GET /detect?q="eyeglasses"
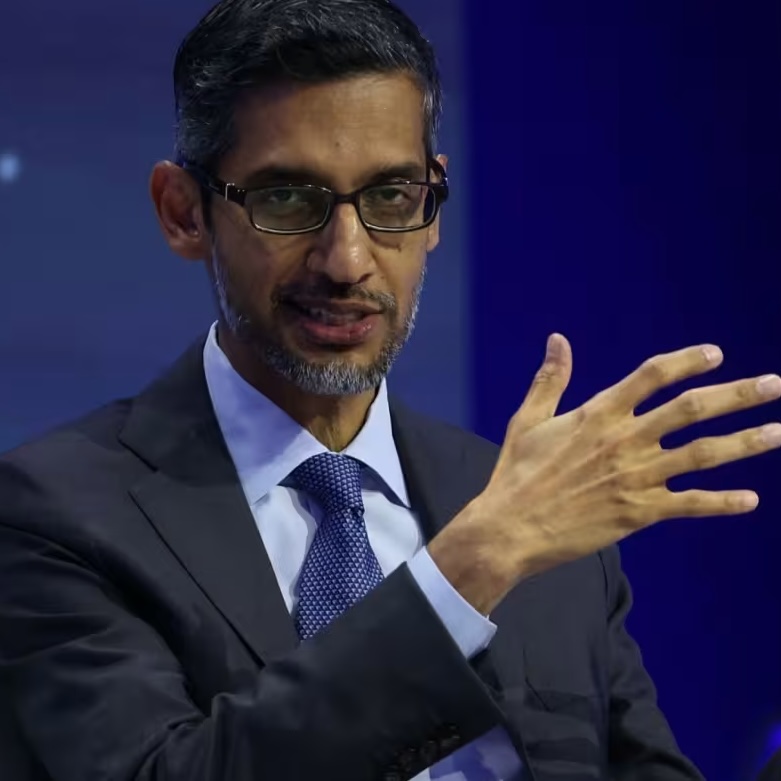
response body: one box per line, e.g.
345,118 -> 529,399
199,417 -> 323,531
180,158 -> 449,235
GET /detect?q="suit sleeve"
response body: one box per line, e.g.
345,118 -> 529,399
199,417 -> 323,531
600,544 -> 704,781
0,469 -> 502,781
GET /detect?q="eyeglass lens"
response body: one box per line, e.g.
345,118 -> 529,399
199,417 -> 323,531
246,183 -> 437,232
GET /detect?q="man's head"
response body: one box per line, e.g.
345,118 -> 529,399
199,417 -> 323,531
151,0 -> 447,398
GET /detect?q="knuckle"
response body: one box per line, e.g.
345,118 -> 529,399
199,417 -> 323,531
689,439 -> 715,470
726,494 -> 744,512
567,403 -> 592,433
574,405 -> 589,426
600,441 -> 623,471
705,492 -> 748,515
625,465 -> 652,490
579,398 -> 607,428
533,359 -> 566,387
573,404 -> 596,426
748,428 -> 766,453
641,356 -> 671,388
533,367 -> 556,386
674,490 -> 705,517
736,380 -> 755,403
678,391 -> 704,423
676,492 -> 699,516
610,486 -> 646,530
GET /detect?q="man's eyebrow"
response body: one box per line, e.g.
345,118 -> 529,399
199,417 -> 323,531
240,161 -> 429,189
363,162 -> 428,185
241,165 -> 328,187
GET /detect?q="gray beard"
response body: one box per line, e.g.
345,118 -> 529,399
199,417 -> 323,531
211,257 -> 425,397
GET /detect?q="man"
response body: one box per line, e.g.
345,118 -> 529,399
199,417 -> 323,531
0,1 -> 779,779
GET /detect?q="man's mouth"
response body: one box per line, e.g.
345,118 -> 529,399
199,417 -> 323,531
286,299 -> 383,323
282,298 -> 385,346
289,304 -> 367,325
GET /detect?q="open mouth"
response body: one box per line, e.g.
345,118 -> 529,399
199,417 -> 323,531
282,299 -> 384,346
287,302 -> 372,325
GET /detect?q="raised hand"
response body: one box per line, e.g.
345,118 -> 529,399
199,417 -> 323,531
429,335 -> 781,614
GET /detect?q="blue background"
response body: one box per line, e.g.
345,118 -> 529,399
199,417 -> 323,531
2,2 -> 780,779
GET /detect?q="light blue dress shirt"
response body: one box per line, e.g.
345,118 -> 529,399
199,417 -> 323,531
203,323 -> 522,780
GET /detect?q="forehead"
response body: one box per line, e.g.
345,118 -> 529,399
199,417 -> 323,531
220,73 -> 428,184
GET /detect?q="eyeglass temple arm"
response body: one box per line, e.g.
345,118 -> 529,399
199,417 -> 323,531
179,159 -> 246,203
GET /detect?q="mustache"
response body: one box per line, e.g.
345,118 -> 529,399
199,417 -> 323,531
274,282 -> 397,313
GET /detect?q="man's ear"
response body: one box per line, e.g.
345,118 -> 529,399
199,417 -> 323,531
426,153 -> 448,253
150,161 -> 212,261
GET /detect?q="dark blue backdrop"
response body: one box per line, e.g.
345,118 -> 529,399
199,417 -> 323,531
468,2 -> 781,779
1,2 -> 779,780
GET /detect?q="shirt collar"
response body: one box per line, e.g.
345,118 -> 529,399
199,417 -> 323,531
202,323 -> 410,508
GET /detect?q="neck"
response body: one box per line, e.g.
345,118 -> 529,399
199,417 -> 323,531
217,325 -> 377,452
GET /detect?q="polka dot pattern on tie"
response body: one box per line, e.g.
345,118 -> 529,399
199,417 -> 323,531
291,453 -> 384,640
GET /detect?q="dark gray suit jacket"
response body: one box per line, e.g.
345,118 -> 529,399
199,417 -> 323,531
0,339 -> 703,781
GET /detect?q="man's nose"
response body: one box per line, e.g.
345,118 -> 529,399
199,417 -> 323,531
306,203 -> 375,286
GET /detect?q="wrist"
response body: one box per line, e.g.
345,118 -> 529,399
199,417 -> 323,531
428,499 -> 519,615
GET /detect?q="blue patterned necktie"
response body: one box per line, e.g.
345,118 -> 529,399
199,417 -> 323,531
291,453 -> 384,639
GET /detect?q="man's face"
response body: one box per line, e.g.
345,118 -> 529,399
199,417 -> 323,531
207,73 -> 443,396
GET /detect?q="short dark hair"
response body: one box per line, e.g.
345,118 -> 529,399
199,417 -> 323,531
173,0 -> 443,172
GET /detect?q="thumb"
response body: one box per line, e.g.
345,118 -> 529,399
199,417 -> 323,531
512,333 -> 573,434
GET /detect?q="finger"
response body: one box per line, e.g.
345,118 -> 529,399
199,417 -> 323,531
656,423 -> 781,480
513,334 -> 573,435
638,375 -> 781,440
607,344 -> 724,412
661,488 -> 759,519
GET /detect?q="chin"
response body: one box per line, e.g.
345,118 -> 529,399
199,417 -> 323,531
291,346 -> 378,371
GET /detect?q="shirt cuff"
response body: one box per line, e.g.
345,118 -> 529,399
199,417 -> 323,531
406,547 -> 497,660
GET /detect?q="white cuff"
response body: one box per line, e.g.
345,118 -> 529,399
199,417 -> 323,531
406,547 -> 497,660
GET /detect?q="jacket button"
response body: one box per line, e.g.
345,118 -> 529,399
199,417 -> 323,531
420,740 -> 439,765
440,734 -> 461,755
398,748 -> 419,773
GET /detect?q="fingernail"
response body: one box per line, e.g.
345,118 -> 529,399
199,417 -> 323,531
741,492 -> 760,510
757,375 -> 781,397
761,423 -> 781,446
702,345 -> 722,363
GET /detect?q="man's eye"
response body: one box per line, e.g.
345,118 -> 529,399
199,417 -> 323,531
266,189 -> 300,204
366,186 -> 410,204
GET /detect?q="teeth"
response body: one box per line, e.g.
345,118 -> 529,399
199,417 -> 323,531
303,307 -> 363,325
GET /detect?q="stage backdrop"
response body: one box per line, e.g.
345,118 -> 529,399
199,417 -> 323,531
1,2 -> 779,780
467,2 -> 781,780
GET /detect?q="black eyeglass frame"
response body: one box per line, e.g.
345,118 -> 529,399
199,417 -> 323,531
179,158 -> 449,235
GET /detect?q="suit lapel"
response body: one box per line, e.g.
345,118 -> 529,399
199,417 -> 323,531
119,339 -> 298,665
118,350 -> 526,687
390,402 -> 468,542
389,398 -> 494,543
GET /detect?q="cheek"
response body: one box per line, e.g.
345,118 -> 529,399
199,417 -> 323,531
211,223 -> 300,311
392,241 -> 427,293
385,262 -> 426,323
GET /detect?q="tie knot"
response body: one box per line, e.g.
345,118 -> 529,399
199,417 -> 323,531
290,453 -> 364,517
